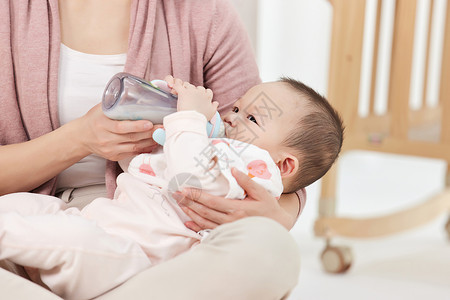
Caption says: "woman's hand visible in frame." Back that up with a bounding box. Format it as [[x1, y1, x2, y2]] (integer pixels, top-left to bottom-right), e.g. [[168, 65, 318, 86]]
[[176, 168, 297, 231], [72, 104, 159, 161]]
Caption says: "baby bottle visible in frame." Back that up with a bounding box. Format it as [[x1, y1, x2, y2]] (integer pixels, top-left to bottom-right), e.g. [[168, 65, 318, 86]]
[[102, 72, 178, 124], [102, 72, 225, 146]]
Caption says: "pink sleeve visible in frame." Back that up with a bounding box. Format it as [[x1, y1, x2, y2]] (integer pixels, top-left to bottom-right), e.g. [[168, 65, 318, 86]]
[[162, 111, 231, 196], [203, 0, 261, 114], [295, 189, 307, 219]]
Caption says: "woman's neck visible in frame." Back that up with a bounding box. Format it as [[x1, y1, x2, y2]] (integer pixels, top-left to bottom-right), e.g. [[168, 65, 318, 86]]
[[59, 0, 131, 54]]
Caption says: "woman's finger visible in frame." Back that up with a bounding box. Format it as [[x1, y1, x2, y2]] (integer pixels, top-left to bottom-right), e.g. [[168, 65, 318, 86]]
[[231, 167, 270, 201], [132, 139, 160, 154], [116, 124, 164, 145], [184, 221, 203, 232], [180, 206, 219, 230], [180, 198, 230, 224], [111, 119, 153, 134], [181, 188, 237, 213]]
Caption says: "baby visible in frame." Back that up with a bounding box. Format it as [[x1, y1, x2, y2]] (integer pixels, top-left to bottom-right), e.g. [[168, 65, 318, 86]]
[[0, 76, 343, 300]]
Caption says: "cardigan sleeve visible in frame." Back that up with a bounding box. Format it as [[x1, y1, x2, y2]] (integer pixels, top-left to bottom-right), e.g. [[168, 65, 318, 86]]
[[202, 0, 261, 115]]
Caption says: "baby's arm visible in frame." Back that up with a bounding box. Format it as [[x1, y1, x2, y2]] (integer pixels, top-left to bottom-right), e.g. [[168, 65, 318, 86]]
[[161, 76, 228, 195], [127, 77, 228, 195]]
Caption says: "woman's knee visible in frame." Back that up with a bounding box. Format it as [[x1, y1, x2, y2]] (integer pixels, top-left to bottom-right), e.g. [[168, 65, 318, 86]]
[[204, 216, 301, 298], [233, 216, 300, 277]]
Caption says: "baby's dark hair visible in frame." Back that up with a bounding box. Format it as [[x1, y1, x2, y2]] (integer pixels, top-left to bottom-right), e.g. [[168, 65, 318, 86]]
[[280, 77, 344, 192]]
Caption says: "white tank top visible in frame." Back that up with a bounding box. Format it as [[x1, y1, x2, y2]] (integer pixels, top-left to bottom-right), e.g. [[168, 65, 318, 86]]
[[56, 44, 126, 192]]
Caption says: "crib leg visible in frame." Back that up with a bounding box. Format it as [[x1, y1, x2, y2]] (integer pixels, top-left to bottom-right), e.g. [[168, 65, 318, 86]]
[[318, 164, 353, 273], [318, 165, 338, 218], [446, 166, 450, 239], [445, 217, 450, 240], [320, 239, 353, 273]]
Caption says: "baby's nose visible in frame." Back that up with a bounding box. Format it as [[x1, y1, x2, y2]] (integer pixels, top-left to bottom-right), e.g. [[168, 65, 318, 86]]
[[224, 113, 237, 127]]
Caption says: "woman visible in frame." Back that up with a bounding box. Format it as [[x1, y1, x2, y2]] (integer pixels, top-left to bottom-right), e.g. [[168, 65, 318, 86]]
[[0, 0, 303, 299]]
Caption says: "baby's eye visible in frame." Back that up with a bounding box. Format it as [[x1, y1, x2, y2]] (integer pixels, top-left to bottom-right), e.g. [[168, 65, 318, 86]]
[[247, 115, 258, 124], [232, 106, 239, 113]]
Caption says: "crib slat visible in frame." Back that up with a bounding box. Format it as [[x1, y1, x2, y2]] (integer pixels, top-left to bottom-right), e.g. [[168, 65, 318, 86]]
[[319, 0, 366, 219], [387, 0, 417, 139], [369, 0, 383, 115], [441, 0, 450, 143], [327, 0, 366, 131], [422, 0, 434, 108]]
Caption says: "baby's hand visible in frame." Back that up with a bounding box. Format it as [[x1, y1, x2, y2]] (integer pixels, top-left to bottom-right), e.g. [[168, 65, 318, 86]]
[[164, 75, 219, 121]]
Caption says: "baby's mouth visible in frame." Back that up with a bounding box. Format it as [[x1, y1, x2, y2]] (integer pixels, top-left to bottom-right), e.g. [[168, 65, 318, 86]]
[[223, 124, 242, 141]]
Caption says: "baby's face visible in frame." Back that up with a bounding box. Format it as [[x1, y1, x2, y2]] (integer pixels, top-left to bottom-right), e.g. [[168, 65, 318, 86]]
[[223, 82, 306, 159]]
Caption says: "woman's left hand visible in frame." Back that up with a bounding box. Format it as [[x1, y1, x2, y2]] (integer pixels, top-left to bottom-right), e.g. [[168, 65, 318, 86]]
[[175, 168, 296, 231]]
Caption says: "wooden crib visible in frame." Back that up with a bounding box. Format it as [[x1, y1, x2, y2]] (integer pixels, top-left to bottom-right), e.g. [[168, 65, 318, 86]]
[[314, 0, 450, 273]]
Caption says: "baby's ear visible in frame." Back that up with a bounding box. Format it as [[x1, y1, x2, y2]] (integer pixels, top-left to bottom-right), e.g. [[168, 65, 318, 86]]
[[277, 153, 299, 179]]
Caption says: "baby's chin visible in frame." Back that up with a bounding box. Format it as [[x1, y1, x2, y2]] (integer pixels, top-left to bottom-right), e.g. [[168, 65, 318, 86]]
[[223, 123, 232, 139]]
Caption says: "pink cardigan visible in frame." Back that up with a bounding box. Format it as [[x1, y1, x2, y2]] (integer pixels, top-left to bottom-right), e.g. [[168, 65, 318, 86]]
[[0, 0, 306, 213], [1, 0, 260, 194]]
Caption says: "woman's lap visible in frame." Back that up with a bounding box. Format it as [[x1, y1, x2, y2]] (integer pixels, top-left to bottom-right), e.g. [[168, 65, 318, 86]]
[[96, 216, 300, 300], [55, 184, 107, 210], [0, 186, 300, 299]]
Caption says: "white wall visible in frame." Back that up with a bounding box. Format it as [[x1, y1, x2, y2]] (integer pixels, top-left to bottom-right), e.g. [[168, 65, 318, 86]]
[[257, 0, 332, 95], [230, 0, 332, 95]]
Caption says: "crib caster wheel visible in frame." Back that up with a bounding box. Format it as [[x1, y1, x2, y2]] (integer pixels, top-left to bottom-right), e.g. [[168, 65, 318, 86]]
[[321, 245, 353, 273], [445, 218, 450, 240]]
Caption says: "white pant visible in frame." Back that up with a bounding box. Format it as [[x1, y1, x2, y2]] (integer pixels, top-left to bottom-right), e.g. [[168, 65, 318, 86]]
[[0, 187, 301, 300], [0, 216, 300, 300], [0, 193, 152, 299]]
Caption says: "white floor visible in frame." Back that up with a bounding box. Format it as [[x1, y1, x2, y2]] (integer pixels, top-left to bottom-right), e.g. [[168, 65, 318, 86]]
[[287, 151, 450, 300]]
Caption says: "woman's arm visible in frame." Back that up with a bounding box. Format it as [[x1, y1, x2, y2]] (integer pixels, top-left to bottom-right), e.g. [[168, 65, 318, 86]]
[[201, 0, 261, 113], [176, 168, 301, 230], [0, 124, 87, 195], [0, 104, 155, 196]]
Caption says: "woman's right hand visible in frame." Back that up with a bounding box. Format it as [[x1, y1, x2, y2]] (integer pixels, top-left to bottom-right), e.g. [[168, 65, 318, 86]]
[[73, 104, 158, 161], [0, 103, 159, 195]]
